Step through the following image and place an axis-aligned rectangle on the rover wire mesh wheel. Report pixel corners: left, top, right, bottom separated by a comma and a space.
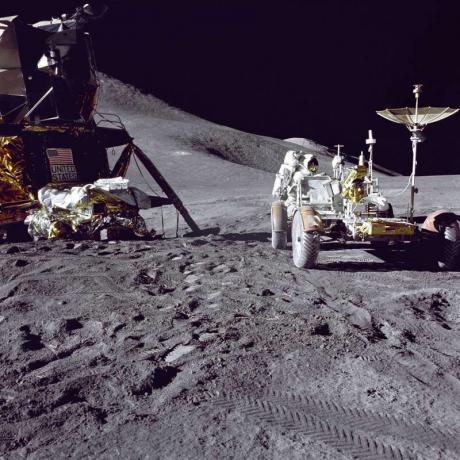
438, 221, 460, 270
291, 211, 320, 268
271, 230, 287, 250
271, 202, 287, 249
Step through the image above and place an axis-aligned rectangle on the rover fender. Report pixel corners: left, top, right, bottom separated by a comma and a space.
271, 201, 288, 232
421, 210, 459, 234
300, 206, 324, 233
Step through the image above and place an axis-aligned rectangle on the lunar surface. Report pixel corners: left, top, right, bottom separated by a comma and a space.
1, 76, 459, 459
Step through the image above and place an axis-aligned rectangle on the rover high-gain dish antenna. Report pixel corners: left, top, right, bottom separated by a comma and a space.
376, 84, 459, 222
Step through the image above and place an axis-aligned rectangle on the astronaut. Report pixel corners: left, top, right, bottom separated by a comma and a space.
272, 151, 320, 199
292, 154, 319, 182
272, 150, 302, 200
332, 152, 345, 180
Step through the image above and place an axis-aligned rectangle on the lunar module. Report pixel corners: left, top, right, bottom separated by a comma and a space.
0, 4, 200, 240
271, 85, 460, 270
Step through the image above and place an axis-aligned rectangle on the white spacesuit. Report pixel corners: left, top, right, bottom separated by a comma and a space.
272, 150, 302, 199
273, 151, 320, 218
332, 153, 345, 180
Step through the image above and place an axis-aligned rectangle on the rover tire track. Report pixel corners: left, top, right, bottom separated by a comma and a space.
205, 391, 416, 459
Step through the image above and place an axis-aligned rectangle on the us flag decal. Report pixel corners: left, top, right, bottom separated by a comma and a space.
46, 148, 78, 182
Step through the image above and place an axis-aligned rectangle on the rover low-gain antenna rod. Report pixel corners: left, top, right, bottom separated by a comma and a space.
408, 84, 423, 223
365, 130, 376, 183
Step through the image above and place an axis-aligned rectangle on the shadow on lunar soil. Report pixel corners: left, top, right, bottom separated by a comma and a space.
219, 232, 271, 242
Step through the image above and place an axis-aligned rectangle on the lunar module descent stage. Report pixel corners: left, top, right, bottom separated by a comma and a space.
0, 4, 201, 239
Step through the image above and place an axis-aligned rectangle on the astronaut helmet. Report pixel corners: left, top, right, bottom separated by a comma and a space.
283, 150, 302, 167
302, 154, 319, 173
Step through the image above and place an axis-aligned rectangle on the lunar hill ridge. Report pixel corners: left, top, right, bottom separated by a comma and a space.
0, 75, 459, 459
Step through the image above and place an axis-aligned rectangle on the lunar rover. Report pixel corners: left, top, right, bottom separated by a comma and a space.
271, 85, 460, 270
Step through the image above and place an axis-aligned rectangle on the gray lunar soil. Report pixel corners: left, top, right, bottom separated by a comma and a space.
0, 76, 459, 459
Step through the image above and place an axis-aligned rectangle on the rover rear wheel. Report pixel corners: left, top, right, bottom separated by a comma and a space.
437, 221, 460, 270
291, 211, 320, 268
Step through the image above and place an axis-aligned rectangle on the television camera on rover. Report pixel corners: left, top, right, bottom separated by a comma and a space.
271, 85, 460, 270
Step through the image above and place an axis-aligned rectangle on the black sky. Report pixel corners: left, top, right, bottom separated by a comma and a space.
1, 0, 460, 175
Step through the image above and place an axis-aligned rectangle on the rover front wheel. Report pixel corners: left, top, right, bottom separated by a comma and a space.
271, 230, 287, 250
271, 201, 288, 249
291, 211, 320, 268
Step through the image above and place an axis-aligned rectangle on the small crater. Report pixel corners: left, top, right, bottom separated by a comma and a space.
311, 322, 331, 336
173, 311, 189, 321
132, 366, 179, 395
65, 318, 83, 332
189, 239, 208, 247
224, 328, 240, 341
157, 285, 175, 294
88, 354, 110, 367
135, 269, 155, 285
110, 323, 126, 336
366, 324, 387, 343
27, 359, 51, 372
14, 259, 29, 267
19, 325, 44, 352
312, 297, 326, 306
411, 306, 426, 319
261, 288, 274, 297
133, 313, 145, 322
430, 292, 450, 312
88, 406, 108, 425
53, 388, 85, 408
402, 329, 416, 343
240, 338, 255, 349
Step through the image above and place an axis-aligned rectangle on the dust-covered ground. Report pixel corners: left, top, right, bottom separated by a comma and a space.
1, 77, 459, 459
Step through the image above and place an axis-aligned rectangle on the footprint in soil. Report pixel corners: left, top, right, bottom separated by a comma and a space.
172, 298, 202, 322
211, 264, 237, 275
135, 269, 156, 285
